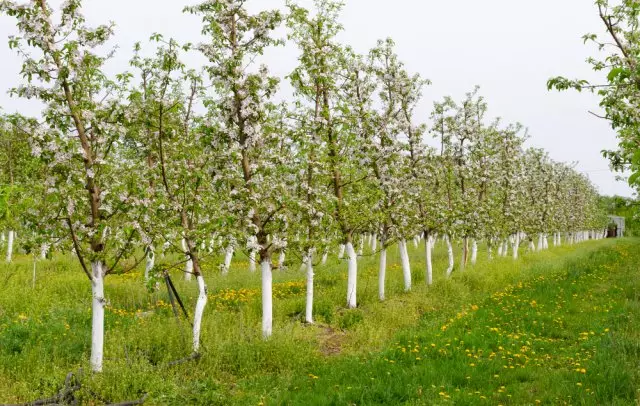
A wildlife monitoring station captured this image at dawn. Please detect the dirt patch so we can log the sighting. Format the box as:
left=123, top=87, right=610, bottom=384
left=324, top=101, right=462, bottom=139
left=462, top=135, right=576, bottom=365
left=317, top=325, right=347, bottom=356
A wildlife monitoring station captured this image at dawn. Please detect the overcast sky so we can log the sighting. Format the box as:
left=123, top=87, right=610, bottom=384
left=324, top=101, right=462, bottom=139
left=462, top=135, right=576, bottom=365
left=0, top=0, right=635, bottom=197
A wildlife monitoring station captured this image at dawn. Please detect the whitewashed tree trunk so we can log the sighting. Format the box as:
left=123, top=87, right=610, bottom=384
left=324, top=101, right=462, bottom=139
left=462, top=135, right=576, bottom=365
left=425, top=234, right=433, bottom=285
left=470, top=239, right=478, bottom=265
left=193, top=274, right=208, bottom=352
left=358, top=238, right=364, bottom=256
left=181, top=239, right=193, bottom=281
left=277, top=249, right=286, bottom=270
left=321, top=250, right=328, bottom=265
left=413, top=237, right=418, bottom=248
left=370, top=233, right=377, bottom=251
left=261, top=259, right=273, bottom=338
left=488, top=240, right=493, bottom=260
left=222, top=246, right=234, bottom=274
left=305, top=250, right=314, bottom=324
left=379, top=245, right=387, bottom=301
left=249, top=249, right=257, bottom=273
left=338, top=244, right=345, bottom=259
left=346, top=242, right=357, bottom=309
left=537, top=234, right=544, bottom=251
left=528, top=239, right=535, bottom=252
left=90, top=261, right=105, bottom=373
left=40, top=243, right=48, bottom=260
left=299, top=254, right=308, bottom=272
left=5, top=230, right=14, bottom=263
left=512, top=233, right=521, bottom=259
left=543, top=234, right=549, bottom=249
left=399, top=239, right=411, bottom=292
left=445, top=235, right=454, bottom=278
left=144, top=246, right=155, bottom=281
left=497, top=241, right=503, bottom=257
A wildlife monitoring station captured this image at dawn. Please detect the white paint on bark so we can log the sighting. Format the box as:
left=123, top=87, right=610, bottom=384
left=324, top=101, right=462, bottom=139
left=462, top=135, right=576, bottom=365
left=305, top=250, right=314, bottom=324
left=5, top=230, right=14, bottom=263
left=346, top=242, right=357, bottom=309
left=222, top=246, right=233, bottom=274
left=379, top=246, right=386, bottom=300
left=192, top=274, right=208, bottom=352
left=425, top=234, right=433, bottom=285
left=261, top=259, right=273, bottom=338
left=90, top=261, right=105, bottom=373
left=445, top=235, right=454, bottom=278
left=399, top=239, right=411, bottom=291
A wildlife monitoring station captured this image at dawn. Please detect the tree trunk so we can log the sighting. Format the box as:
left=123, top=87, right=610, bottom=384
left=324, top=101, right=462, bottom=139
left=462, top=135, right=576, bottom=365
left=5, top=230, right=14, bottom=263
left=305, top=250, right=314, bottom=324
left=370, top=233, right=377, bottom=252
left=379, top=245, right=387, bottom=301
left=321, top=250, right=328, bottom=265
left=512, top=233, right=521, bottom=259
left=277, top=249, right=286, bottom=270
left=192, top=274, right=208, bottom=352
left=181, top=239, right=193, bottom=281
left=338, top=244, right=345, bottom=259
left=445, top=235, right=454, bottom=278
left=399, top=239, right=411, bottom=292
left=470, top=239, right=478, bottom=265
left=144, top=246, right=155, bottom=281
left=249, top=249, right=257, bottom=273
left=261, top=259, right=273, bottom=338
left=461, top=237, right=469, bottom=269
left=90, top=261, right=105, bottom=373
left=346, top=242, right=357, bottom=309
left=222, top=246, right=233, bottom=274
left=425, top=234, right=433, bottom=285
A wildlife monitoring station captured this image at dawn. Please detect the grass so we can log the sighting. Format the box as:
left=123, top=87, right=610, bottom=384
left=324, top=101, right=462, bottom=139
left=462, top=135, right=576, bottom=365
left=0, top=238, right=638, bottom=405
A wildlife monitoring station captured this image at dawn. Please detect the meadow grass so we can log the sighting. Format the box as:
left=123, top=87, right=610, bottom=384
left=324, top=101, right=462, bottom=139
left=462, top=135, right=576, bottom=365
left=0, top=238, right=638, bottom=405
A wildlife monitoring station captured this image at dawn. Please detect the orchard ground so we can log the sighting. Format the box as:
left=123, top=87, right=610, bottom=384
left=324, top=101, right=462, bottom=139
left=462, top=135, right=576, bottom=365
left=0, top=238, right=639, bottom=405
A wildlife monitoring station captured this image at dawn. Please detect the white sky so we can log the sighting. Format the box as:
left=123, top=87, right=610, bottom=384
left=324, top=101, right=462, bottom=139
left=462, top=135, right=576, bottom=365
left=0, top=0, right=635, bottom=197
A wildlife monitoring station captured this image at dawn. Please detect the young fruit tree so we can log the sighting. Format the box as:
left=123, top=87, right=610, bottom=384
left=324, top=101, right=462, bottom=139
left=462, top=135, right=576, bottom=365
left=1, top=0, right=145, bottom=372
left=186, top=0, right=292, bottom=338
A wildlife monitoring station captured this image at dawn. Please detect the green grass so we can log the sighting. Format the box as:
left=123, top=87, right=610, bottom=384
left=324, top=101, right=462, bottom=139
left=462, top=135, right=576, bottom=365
left=0, top=238, right=638, bottom=405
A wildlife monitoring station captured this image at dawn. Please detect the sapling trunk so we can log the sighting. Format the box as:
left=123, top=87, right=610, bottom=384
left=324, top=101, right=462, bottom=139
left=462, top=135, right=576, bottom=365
left=299, top=254, right=308, bottom=272
left=277, top=249, right=285, bottom=270
left=144, top=246, right=155, bottom=281
left=445, top=235, right=454, bottom=278
left=249, top=249, right=257, bottom=273
left=370, top=233, right=377, bottom=251
left=399, top=239, right=411, bottom=292
left=346, top=242, right=357, bottom=308
left=425, top=234, right=433, bottom=285
left=181, top=239, right=193, bottom=281
left=192, top=274, right=208, bottom=352
left=5, top=230, right=14, bottom=263
left=470, top=239, right=478, bottom=265
left=321, top=250, right=328, bottom=265
left=338, top=244, right=345, bottom=259
left=261, top=259, right=273, bottom=338
left=461, top=237, right=469, bottom=269
left=222, top=246, right=233, bottom=274
left=512, top=233, right=521, bottom=259
left=90, top=261, right=105, bottom=373
left=379, top=245, right=387, bottom=300
left=305, top=250, right=314, bottom=323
